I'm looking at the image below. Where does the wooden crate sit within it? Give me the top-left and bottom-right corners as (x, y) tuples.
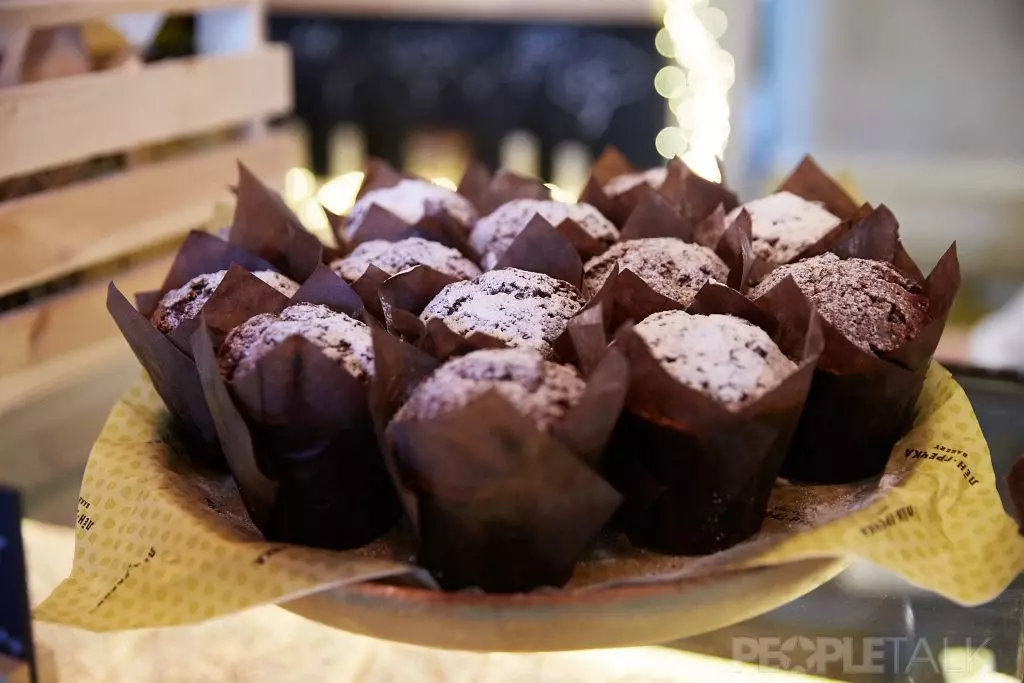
(0, 1), (299, 506)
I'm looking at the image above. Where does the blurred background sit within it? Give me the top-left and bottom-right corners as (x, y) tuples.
(2, 1), (1023, 680)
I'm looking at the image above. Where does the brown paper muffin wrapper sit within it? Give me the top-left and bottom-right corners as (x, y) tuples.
(372, 327), (627, 592)
(578, 280), (824, 555)
(746, 155), (872, 284)
(755, 208), (961, 484)
(110, 231), (283, 465)
(457, 161), (551, 216)
(579, 149), (738, 228)
(226, 163), (325, 283)
(191, 265), (400, 550)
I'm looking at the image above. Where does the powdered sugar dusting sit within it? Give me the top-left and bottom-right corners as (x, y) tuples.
(420, 268), (586, 358)
(634, 310), (796, 409)
(751, 253), (928, 353)
(219, 303), (374, 381)
(582, 237), (728, 305)
(727, 191), (841, 265)
(602, 166), (668, 197)
(471, 199), (620, 270)
(330, 237), (481, 282)
(151, 269), (299, 333)
(345, 179), (478, 238)
(393, 347), (585, 431)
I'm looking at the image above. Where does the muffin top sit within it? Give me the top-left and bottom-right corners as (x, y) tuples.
(330, 237), (482, 282)
(393, 348), (586, 431)
(151, 269), (299, 334)
(582, 237), (728, 305)
(750, 253), (928, 354)
(470, 199), (620, 270)
(219, 303), (374, 381)
(602, 167), (668, 198)
(420, 268), (586, 358)
(727, 191), (841, 266)
(634, 310), (796, 409)
(345, 179), (478, 239)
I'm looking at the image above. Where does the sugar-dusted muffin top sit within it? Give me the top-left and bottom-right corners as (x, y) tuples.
(727, 191), (842, 266)
(634, 310), (796, 409)
(582, 237), (728, 305)
(218, 303), (374, 381)
(470, 199), (620, 270)
(151, 269), (299, 334)
(393, 347), (586, 431)
(751, 253), (928, 354)
(601, 166), (668, 198)
(345, 179), (478, 239)
(420, 268), (586, 358)
(330, 237), (482, 283)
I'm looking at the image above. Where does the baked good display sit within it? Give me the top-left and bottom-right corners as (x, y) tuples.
(727, 191), (842, 266)
(151, 269), (299, 333)
(101, 156), (964, 597)
(750, 253), (928, 353)
(750, 206), (959, 484)
(470, 199), (620, 269)
(218, 303), (374, 382)
(420, 268), (586, 358)
(581, 237), (728, 304)
(393, 347), (585, 431)
(345, 179), (478, 239)
(601, 166), (667, 198)
(633, 310), (797, 409)
(603, 282), (823, 554)
(329, 237), (482, 283)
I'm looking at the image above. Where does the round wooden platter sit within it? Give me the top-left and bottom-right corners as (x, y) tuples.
(282, 556), (850, 651)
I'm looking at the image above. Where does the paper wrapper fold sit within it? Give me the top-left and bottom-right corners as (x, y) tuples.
(373, 328), (627, 592)
(758, 209), (962, 484)
(579, 149), (737, 228)
(590, 281), (824, 554)
(192, 268), (400, 550)
(457, 161), (551, 216)
(227, 163), (324, 283)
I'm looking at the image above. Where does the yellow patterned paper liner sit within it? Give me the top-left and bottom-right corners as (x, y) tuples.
(35, 364), (1024, 631)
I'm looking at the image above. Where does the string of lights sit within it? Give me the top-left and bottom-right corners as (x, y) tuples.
(654, 0), (734, 182)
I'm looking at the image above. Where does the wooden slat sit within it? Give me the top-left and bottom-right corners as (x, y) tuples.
(267, 0), (658, 24)
(0, 252), (172, 383)
(0, 128), (299, 297)
(0, 0), (252, 29)
(0, 44), (292, 179)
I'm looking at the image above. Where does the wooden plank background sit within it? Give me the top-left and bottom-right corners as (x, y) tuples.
(0, 129), (298, 297)
(0, 0), (252, 29)
(0, 44), (291, 180)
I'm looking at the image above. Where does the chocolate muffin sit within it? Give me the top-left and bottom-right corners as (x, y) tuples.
(151, 269), (299, 333)
(582, 237), (728, 304)
(470, 199), (620, 270)
(634, 310), (796, 409)
(420, 268), (586, 358)
(345, 179), (478, 239)
(751, 253), (928, 354)
(219, 303), (374, 382)
(602, 167), (668, 198)
(727, 191), (841, 266)
(330, 237), (482, 283)
(393, 348), (585, 431)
